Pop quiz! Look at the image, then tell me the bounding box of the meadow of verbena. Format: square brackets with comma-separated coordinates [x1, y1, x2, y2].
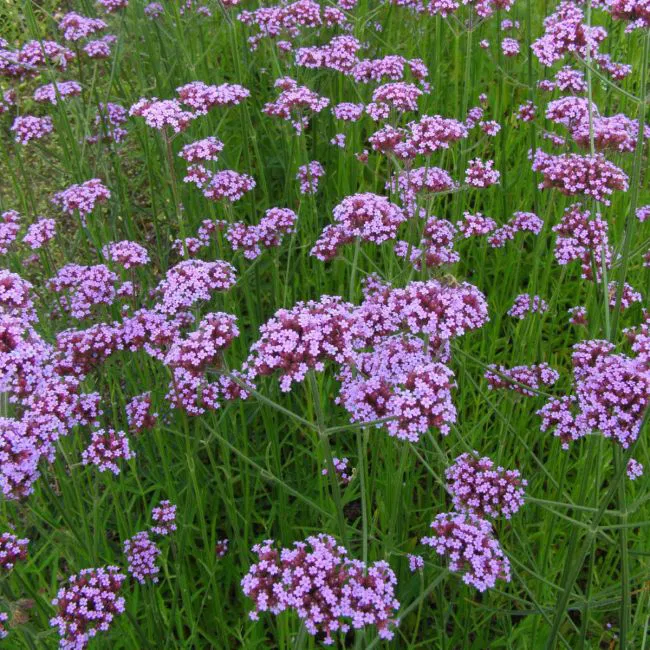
[0, 0, 648, 647]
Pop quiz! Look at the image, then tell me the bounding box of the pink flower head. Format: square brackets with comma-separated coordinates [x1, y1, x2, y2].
[103, 240, 150, 269]
[507, 294, 548, 319]
[151, 500, 177, 535]
[33, 81, 82, 104]
[129, 97, 195, 132]
[421, 513, 511, 591]
[202, 170, 255, 202]
[446, 452, 527, 519]
[124, 531, 161, 583]
[82, 428, 134, 474]
[296, 161, 325, 195]
[241, 534, 399, 643]
[11, 115, 53, 144]
[179, 136, 224, 163]
[52, 179, 110, 217]
[50, 567, 126, 649]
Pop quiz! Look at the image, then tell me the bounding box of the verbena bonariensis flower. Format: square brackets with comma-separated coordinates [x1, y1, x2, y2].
[517, 101, 537, 123]
[86, 102, 128, 144]
[126, 393, 158, 432]
[501, 37, 520, 56]
[507, 294, 548, 319]
[465, 158, 501, 188]
[610, 0, 650, 31]
[637, 205, 650, 222]
[0, 270, 37, 323]
[81, 428, 134, 474]
[322, 457, 351, 484]
[352, 55, 427, 84]
[145, 2, 164, 17]
[263, 77, 329, 133]
[242, 295, 356, 391]
[366, 82, 423, 120]
[445, 452, 527, 519]
[395, 217, 459, 270]
[10, 115, 54, 145]
[572, 341, 650, 449]
[83, 34, 116, 59]
[331, 133, 346, 147]
[48, 264, 118, 319]
[550, 66, 587, 93]
[151, 500, 177, 535]
[311, 193, 405, 262]
[216, 539, 229, 557]
[296, 161, 325, 194]
[627, 458, 643, 480]
[0, 210, 20, 255]
[176, 81, 250, 113]
[295, 35, 363, 74]
[124, 531, 161, 583]
[569, 305, 588, 326]
[406, 114, 468, 155]
[52, 179, 110, 217]
[571, 114, 648, 153]
[458, 212, 497, 238]
[545, 96, 598, 129]
[98, 0, 129, 11]
[0, 531, 28, 570]
[241, 534, 399, 643]
[387, 279, 489, 341]
[337, 335, 457, 440]
[539, 340, 650, 450]
[24, 218, 56, 250]
[129, 98, 195, 132]
[58, 12, 107, 41]
[102, 240, 150, 269]
[33, 81, 82, 104]
[179, 136, 224, 163]
[0, 612, 6, 639]
[202, 170, 256, 202]
[17, 40, 76, 72]
[0, 417, 41, 500]
[553, 203, 611, 279]
[421, 513, 511, 591]
[50, 566, 126, 650]
[485, 362, 559, 396]
[608, 281, 642, 311]
[155, 259, 236, 314]
[165, 312, 238, 373]
[531, 1, 607, 67]
[388, 167, 457, 217]
[531, 150, 628, 205]
[226, 207, 297, 259]
[332, 102, 364, 121]
[408, 554, 424, 572]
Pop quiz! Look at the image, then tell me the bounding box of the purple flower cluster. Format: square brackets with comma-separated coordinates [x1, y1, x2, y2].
[176, 81, 250, 113]
[322, 457, 352, 484]
[33, 81, 82, 104]
[241, 534, 399, 643]
[130, 97, 195, 132]
[508, 294, 548, 319]
[48, 264, 118, 319]
[311, 193, 405, 261]
[52, 179, 111, 217]
[23, 218, 56, 250]
[103, 240, 150, 269]
[126, 393, 158, 432]
[226, 208, 297, 259]
[296, 161, 325, 194]
[445, 453, 527, 519]
[155, 260, 236, 314]
[485, 362, 559, 396]
[124, 531, 161, 583]
[0, 531, 28, 570]
[627, 458, 643, 480]
[421, 513, 511, 591]
[11, 115, 54, 145]
[50, 566, 126, 649]
[539, 340, 650, 450]
[81, 428, 134, 475]
[532, 150, 628, 205]
[58, 12, 107, 41]
[263, 77, 329, 133]
[151, 500, 177, 535]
